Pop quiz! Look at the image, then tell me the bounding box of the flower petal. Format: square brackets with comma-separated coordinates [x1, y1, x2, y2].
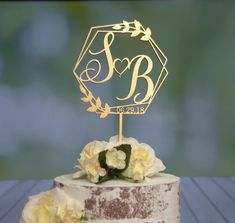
[118, 150, 126, 160]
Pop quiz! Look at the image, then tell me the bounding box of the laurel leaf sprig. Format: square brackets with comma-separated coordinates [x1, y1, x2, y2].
[131, 20, 141, 37]
[112, 20, 151, 41]
[100, 103, 111, 118]
[79, 84, 86, 95]
[122, 20, 130, 32]
[79, 84, 111, 118]
[112, 24, 122, 30]
[140, 27, 151, 41]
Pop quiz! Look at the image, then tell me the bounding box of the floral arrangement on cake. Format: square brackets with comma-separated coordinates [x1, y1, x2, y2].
[20, 136, 165, 223]
[20, 188, 86, 223]
[73, 136, 165, 184]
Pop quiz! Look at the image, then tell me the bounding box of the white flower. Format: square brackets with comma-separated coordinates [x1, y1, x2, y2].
[20, 188, 84, 223]
[74, 140, 107, 183]
[84, 155, 106, 183]
[106, 148, 126, 169]
[106, 135, 139, 151]
[122, 141, 165, 182]
[79, 140, 107, 169]
[73, 136, 165, 183]
[126, 159, 146, 181]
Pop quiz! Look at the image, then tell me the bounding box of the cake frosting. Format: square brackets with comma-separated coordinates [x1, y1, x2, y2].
[54, 173, 180, 223]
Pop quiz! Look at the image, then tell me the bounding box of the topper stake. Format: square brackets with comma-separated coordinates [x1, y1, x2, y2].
[118, 113, 123, 142]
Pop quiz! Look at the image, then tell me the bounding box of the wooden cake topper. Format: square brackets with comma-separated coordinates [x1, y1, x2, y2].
[73, 20, 168, 142]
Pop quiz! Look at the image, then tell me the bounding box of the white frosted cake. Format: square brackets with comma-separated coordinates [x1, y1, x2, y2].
[54, 173, 180, 223]
[20, 136, 180, 223]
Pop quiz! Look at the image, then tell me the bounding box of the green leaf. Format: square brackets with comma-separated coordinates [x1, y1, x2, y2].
[97, 144, 132, 184]
[114, 144, 132, 171]
[116, 173, 129, 181]
[80, 215, 88, 221]
[109, 168, 120, 177]
[97, 174, 112, 184]
[98, 150, 107, 169]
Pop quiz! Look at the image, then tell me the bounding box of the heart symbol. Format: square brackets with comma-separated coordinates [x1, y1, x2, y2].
[114, 57, 131, 77]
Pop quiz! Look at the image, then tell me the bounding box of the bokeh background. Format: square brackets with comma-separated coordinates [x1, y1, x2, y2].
[0, 0, 235, 179]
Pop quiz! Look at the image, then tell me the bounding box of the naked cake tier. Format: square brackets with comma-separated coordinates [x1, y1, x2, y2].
[54, 173, 180, 223]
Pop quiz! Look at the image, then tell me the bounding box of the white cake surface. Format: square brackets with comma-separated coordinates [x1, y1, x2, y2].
[54, 173, 180, 223]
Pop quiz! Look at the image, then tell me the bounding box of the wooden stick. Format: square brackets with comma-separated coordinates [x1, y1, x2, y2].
[118, 113, 123, 142]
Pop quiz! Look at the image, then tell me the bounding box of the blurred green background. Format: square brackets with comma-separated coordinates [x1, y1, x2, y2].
[0, 0, 235, 179]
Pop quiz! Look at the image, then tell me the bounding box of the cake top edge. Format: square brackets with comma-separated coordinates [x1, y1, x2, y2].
[55, 173, 179, 188]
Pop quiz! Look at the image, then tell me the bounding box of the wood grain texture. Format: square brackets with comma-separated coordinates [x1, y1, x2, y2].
[0, 180, 52, 223]
[181, 177, 230, 223]
[212, 178, 235, 202]
[180, 192, 199, 223]
[0, 178, 234, 223]
[0, 181, 18, 197]
[193, 177, 235, 223]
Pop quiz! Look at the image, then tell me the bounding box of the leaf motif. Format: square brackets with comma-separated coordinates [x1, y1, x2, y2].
[81, 97, 90, 102]
[134, 20, 141, 30]
[141, 27, 151, 41]
[131, 30, 141, 37]
[145, 27, 151, 36]
[141, 34, 151, 41]
[105, 103, 111, 113]
[86, 92, 93, 102]
[122, 20, 129, 32]
[100, 103, 110, 119]
[112, 24, 122, 30]
[96, 97, 101, 107]
[140, 35, 150, 41]
[87, 105, 97, 112]
[100, 112, 108, 119]
[79, 84, 86, 95]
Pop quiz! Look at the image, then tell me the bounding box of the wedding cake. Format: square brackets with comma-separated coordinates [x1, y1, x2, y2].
[21, 136, 180, 223]
[20, 19, 180, 223]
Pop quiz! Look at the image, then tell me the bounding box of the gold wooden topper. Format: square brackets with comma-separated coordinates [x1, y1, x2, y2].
[73, 20, 168, 142]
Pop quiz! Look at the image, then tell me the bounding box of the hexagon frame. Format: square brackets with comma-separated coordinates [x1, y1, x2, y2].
[73, 20, 168, 118]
